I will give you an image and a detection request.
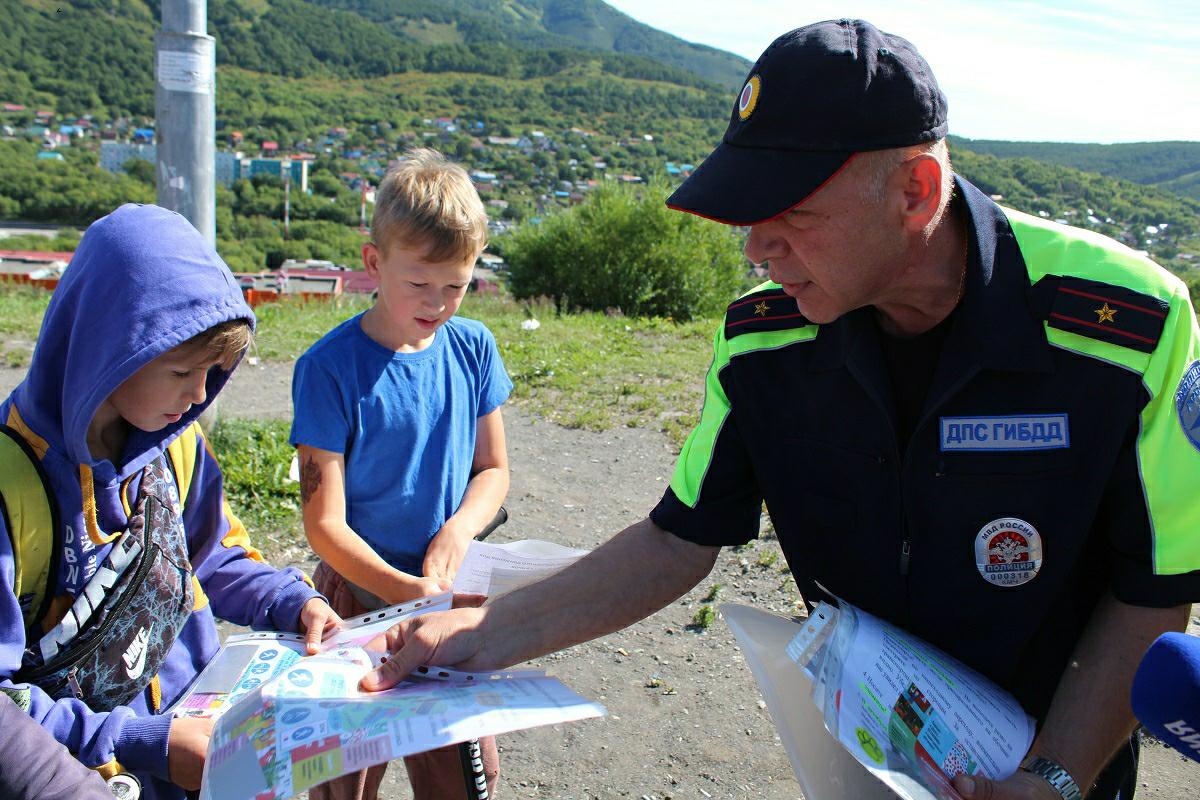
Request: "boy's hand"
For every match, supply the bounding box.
[167,716,214,790]
[299,598,343,655]
[423,521,474,583]
[383,575,452,605]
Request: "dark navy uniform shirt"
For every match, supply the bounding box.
[652,178,1200,721]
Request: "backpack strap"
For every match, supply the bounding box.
[0,424,61,630]
[164,423,210,611]
[165,422,201,510]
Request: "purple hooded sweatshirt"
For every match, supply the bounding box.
[0,204,320,798]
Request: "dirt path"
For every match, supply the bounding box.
[1,360,1196,798]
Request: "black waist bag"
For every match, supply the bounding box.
[17,456,194,711]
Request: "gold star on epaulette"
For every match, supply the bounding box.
[754,301,770,317]
[1094,302,1117,323]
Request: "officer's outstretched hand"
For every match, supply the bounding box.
[359,603,493,692]
[953,771,1060,800]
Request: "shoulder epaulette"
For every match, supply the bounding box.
[724,286,810,339]
[1032,275,1168,354]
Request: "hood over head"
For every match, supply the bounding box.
[12,204,254,480]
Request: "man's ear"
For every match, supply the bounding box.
[362,242,380,277]
[897,154,944,233]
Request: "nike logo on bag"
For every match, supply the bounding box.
[123,627,150,680]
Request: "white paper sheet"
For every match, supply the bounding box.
[451,539,589,598]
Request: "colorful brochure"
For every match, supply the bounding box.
[190,594,606,799]
[723,601,1035,800]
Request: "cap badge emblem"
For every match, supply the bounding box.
[974,517,1043,588]
[738,75,761,121]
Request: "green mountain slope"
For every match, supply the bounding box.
[951,136,1200,201]
[1161,171,1200,202]
[953,148,1198,232]
[0,0,745,121]
[311,0,752,88]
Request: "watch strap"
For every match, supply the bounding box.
[1020,755,1083,800]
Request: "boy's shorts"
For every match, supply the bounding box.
[310,562,500,800]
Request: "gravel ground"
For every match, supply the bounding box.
[0,358,1197,799]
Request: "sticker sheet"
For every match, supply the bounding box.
[193,594,605,799]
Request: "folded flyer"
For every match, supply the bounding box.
[724,601,1034,800]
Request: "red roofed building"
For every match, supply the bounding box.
[0,249,75,290]
[0,249,75,265]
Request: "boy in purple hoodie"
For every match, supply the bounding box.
[0,204,339,798]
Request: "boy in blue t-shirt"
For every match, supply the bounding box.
[290,148,511,799]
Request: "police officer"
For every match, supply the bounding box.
[364,19,1200,800]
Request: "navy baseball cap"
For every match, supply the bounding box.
[667,19,948,226]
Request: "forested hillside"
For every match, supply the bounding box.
[309,0,751,87]
[952,137,1200,201]
[1,0,1196,285]
[0,0,739,120]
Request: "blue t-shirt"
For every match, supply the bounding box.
[290,314,513,574]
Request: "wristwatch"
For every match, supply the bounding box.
[106,772,142,799]
[1020,755,1083,800]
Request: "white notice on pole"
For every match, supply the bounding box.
[157,51,213,94]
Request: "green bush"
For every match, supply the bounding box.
[207,418,299,535]
[502,180,746,320]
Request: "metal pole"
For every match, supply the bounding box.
[155,0,216,245]
[360,181,368,233]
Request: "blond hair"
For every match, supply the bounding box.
[371,148,488,263]
[179,319,253,371]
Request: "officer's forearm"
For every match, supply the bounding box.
[482,517,720,667]
[1027,594,1189,790]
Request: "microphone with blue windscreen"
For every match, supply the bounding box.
[1131,632,1200,763]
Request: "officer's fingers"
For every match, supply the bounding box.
[379,620,409,652]
[953,773,995,800]
[361,633,428,692]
